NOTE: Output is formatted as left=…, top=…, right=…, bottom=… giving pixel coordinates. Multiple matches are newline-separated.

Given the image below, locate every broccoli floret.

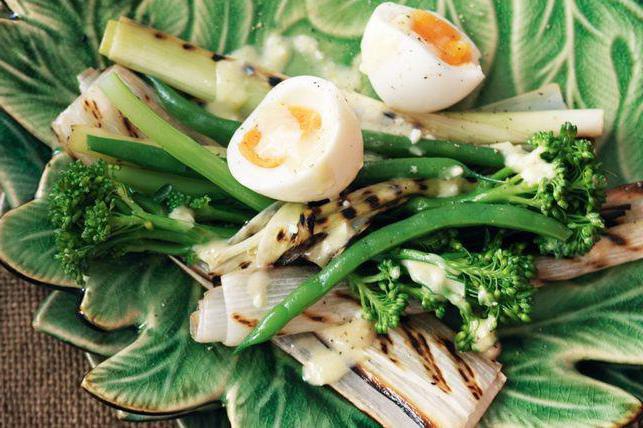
left=348, top=260, right=409, bottom=333
left=163, top=190, right=211, bottom=211
left=398, top=238, right=535, bottom=351
left=409, top=123, right=606, bottom=258
left=483, top=123, right=605, bottom=257
left=48, top=160, right=222, bottom=284
left=351, top=235, right=535, bottom=352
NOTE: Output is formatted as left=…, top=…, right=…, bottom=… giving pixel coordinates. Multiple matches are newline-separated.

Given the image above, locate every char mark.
left=351, top=366, right=436, bottom=427
left=212, top=53, right=227, bottom=61
left=341, top=207, right=357, bottom=220
left=605, top=232, right=627, bottom=246
left=365, top=195, right=381, bottom=209
left=232, top=313, right=257, bottom=328
left=268, top=76, right=283, bottom=87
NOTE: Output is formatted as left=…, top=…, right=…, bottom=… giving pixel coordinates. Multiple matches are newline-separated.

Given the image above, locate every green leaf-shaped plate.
left=0, top=0, right=641, bottom=426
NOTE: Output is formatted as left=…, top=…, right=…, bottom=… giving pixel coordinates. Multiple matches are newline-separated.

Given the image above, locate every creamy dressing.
left=303, top=318, right=376, bottom=385
left=246, top=270, right=270, bottom=308
left=193, top=239, right=231, bottom=269
left=430, top=178, right=467, bottom=197
left=305, top=221, right=354, bottom=266
left=491, top=141, right=555, bottom=185
left=231, top=33, right=362, bottom=92
left=469, top=317, right=498, bottom=352
left=408, top=127, right=422, bottom=144
left=169, top=206, right=195, bottom=225
left=402, top=259, right=465, bottom=307
left=444, top=165, right=464, bottom=179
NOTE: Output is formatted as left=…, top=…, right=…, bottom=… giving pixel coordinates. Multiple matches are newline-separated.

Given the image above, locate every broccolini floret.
left=407, top=123, right=606, bottom=258
left=48, top=160, right=226, bottom=284
left=350, top=235, right=535, bottom=351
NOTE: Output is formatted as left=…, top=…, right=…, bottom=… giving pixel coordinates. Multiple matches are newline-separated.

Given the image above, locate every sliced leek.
left=476, top=83, right=567, bottom=112
left=100, top=18, right=219, bottom=101
left=275, top=314, right=505, bottom=428
left=99, top=23, right=604, bottom=144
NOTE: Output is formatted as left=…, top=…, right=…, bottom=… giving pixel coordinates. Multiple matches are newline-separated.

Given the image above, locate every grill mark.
left=277, top=233, right=328, bottom=265
left=239, top=261, right=251, bottom=270
left=232, top=313, right=257, bottom=328
left=440, top=337, right=483, bottom=399
left=90, top=100, right=102, bottom=120
left=341, top=207, right=357, bottom=220
left=383, top=111, right=397, bottom=120
left=316, top=216, right=328, bottom=225
left=415, top=179, right=429, bottom=191
left=605, top=232, right=627, bottom=246
left=268, top=76, right=283, bottom=87
left=303, top=311, right=326, bottom=323
left=154, top=32, right=166, bottom=39
left=391, top=183, right=404, bottom=197
left=401, top=325, right=450, bottom=393
left=351, top=365, right=435, bottom=427
left=122, top=116, right=140, bottom=138
left=365, top=195, right=381, bottom=209
left=276, top=230, right=286, bottom=241
left=306, top=214, right=316, bottom=234
left=308, top=198, right=330, bottom=208
left=182, top=43, right=196, bottom=51
left=212, top=52, right=227, bottom=61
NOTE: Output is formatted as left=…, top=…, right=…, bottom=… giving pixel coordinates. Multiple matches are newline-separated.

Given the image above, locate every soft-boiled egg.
left=227, top=76, right=363, bottom=202
left=360, top=2, right=484, bottom=113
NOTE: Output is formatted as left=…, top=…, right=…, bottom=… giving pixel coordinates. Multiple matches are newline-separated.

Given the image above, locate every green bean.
left=194, top=205, right=253, bottom=225
left=354, top=157, right=470, bottom=186
left=148, top=74, right=505, bottom=167
left=235, top=204, right=571, bottom=350
left=361, top=130, right=504, bottom=168
left=87, top=133, right=199, bottom=177
left=109, top=164, right=227, bottom=199
left=149, top=77, right=240, bottom=145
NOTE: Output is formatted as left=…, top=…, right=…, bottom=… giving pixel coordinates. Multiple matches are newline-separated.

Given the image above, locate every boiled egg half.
left=227, top=76, right=363, bottom=202
left=360, top=2, right=484, bottom=113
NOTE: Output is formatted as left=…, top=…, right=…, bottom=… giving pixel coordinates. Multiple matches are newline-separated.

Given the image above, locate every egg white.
left=360, top=2, right=484, bottom=113
left=227, top=76, right=363, bottom=202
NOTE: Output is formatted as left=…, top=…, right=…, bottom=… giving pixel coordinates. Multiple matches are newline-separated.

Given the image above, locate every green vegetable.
left=149, top=75, right=505, bottom=167
left=148, top=77, right=240, bottom=145
left=405, top=123, right=607, bottom=257
left=349, top=233, right=536, bottom=352
left=361, top=130, right=504, bottom=168
left=108, top=164, right=226, bottom=199
left=87, top=133, right=198, bottom=176
left=98, top=73, right=272, bottom=211
left=48, top=160, right=233, bottom=284
left=153, top=185, right=252, bottom=225
left=236, top=203, right=570, bottom=350
left=354, top=157, right=479, bottom=186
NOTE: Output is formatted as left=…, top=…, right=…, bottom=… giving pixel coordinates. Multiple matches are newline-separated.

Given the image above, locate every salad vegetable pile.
left=1, top=2, right=641, bottom=427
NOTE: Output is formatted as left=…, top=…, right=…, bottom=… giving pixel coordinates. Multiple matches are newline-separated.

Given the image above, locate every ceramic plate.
left=0, top=1, right=641, bottom=426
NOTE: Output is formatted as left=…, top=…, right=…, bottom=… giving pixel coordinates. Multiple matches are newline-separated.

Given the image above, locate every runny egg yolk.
left=239, top=105, right=322, bottom=168
left=409, top=10, right=472, bottom=66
